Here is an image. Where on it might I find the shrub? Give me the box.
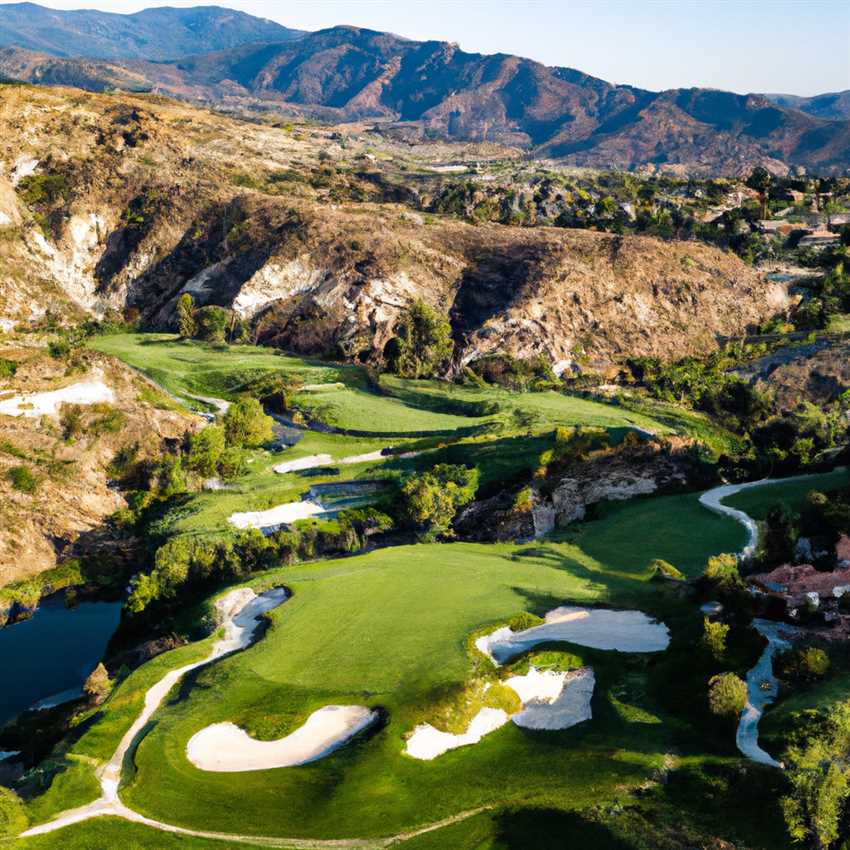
[702,617,729,659]
[386,300,454,378]
[508,611,544,632]
[186,425,225,477]
[223,398,273,448]
[7,465,38,494]
[0,357,17,378]
[708,672,747,717]
[218,447,248,480]
[60,405,83,440]
[194,305,229,343]
[703,553,745,596]
[776,646,830,684]
[400,463,479,537]
[89,404,126,435]
[83,662,112,704]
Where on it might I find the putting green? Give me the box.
[107,486,745,840]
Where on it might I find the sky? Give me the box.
[25,0,850,95]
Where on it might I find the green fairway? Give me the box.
[88,334,670,437]
[90,488,744,840]
[723,468,850,520]
[8,818,244,849]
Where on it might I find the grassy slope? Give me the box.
[88,334,669,436]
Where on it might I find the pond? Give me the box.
[0,594,122,728]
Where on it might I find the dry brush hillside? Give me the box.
[0,86,791,373]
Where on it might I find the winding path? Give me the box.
[698,471,846,767]
[19,587,487,847]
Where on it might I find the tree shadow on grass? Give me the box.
[493,807,631,850]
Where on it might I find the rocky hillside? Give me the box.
[0,345,197,584]
[0,3,302,60]
[0,24,847,174]
[0,86,791,372]
[736,338,850,412]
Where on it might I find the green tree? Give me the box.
[708,672,747,717]
[194,305,229,343]
[763,502,798,567]
[782,700,850,848]
[702,617,730,660]
[186,425,226,477]
[223,398,274,448]
[177,293,196,339]
[400,464,478,538]
[746,166,772,220]
[388,301,454,378]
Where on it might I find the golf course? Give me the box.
[2,333,846,850]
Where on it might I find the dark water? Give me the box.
[0,595,122,728]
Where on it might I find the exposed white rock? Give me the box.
[186,706,378,772]
[0,372,114,418]
[11,156,38,187]
[232,258,324,319]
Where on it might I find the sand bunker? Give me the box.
[405,707,510,760]
[476,606,670,664]
[508,668,595,731]
[405,666,596,760]
[273,453,334,474]
[187,706,378,772]
[273,449,394,475]
[0,373,114,418]
[228,500,326,533]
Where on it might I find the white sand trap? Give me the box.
[228,500,326,532]
[273,449,395,475]
[187,705,378,772]
[476,606,670,665]
[273,453,334,474]
[0,373,114,418]
[508,668,595,731]
[406,666,597,760]
[405,707,510,761]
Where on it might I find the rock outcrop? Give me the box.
[0,87,790,373]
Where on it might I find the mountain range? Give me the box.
[0,2,302,60]
[0,3,847,175]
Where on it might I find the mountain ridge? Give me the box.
[0,8,847,174]
[0,2,303,60]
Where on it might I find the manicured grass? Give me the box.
[723,468,850,521]
[89,334,671,437]
[9,818,241,849]
[109,488,749,841]
[569,491,748,579]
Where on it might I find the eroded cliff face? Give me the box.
[0,347,198,584]
[0,86,791,372]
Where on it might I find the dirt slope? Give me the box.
[0,86,789,372]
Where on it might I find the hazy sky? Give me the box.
[25,0,850,95]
